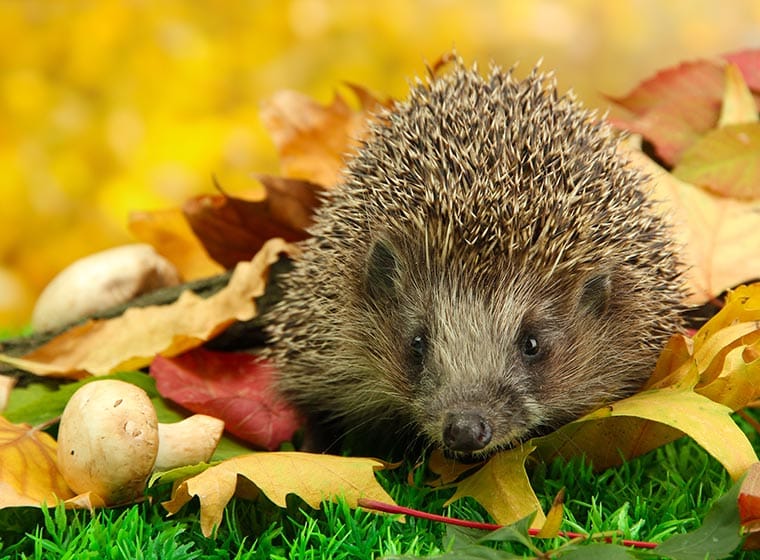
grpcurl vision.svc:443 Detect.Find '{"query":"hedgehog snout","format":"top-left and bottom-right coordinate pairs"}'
top-left (442, 411), bottom-right (493, 452)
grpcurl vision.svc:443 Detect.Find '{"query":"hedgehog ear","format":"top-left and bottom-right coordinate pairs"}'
top-left (578, 273), bottom-right (611, 317)
top-left (365, 238), bottom-right (400, 303)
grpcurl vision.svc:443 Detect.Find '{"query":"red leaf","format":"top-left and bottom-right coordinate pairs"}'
top-left (150, 348), bottom-right (302, 450)
top-left (739, 462), bottom-right (760, 530)
top-left (608, 49), bottom-right (760, 166)
top-left (608, 59), bottom-right (726, 116)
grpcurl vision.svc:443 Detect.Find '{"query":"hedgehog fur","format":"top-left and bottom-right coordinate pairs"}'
top-left (264, 60), bottom-right (684, 458)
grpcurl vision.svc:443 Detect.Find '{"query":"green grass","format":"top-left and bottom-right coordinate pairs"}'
top-left (0, 430), bottom-right (754, 559)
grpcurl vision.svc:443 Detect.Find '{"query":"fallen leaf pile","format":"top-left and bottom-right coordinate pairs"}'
top-left (1, 50), bottom-right (760, 544)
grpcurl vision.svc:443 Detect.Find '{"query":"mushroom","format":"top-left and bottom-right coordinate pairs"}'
top-left (32, 243), bottom-right (180, 332)
top-left (57, 380), bottom-right (224, 504)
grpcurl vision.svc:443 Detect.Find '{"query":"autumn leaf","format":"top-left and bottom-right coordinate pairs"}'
top-left (150, 348), bottom-right (302, 450)
top-left (260, 87), bottom-right (389, 187)
top-left (426, 448), bottom-right (484, 487)
top-left (672, 123), bottom-right (760, 199)
top-left (625, 141), bottom-right (760, 303)
top-left (725, 49), bottom-right (760, 92)
top-left (534, 388), bottom-right (756, 480)
top-left (536, 489), bottom-right (565, 539)
top-left (444, 444), bottom-right (545, 528)
top-left (609, 50), bottom-right (760, 166)
top-left (161, 452), bottom-right (395, 537)
top-left (608, 59), bottom-right (725, 165)
top-left (183, 175), bottom-right (322, 269)
top-left (0, 238), bottom-right (292, 377)
top-left (739, 463), bottom-right (760, 532)
top-left (0, 416), bottom-right (73, 507)
top-left (718, 64), bottom-right (759, 127)
top-left (128, 207), bottom-right (225, 280)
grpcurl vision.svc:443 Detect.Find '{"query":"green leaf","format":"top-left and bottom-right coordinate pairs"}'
top-left (3, 371), bottom-right (159, 426)
top-left (655, 477), bottom-right (743, 560)
top-left (476, 513), bottom-right (535, 548)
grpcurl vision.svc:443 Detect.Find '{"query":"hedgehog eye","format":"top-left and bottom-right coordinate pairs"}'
top-left (410, 331), bottom-right (428, 367)
top-left (520, 333), bottom-right (541, 359)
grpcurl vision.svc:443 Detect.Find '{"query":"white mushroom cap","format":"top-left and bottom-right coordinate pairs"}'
top-left (32, 243), bottom-right (180, 332)
top-left (57, 380), bottom-right (159, 504)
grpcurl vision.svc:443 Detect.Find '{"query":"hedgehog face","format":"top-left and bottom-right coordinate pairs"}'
top-left (363, 234), bottom-right (677, 459)
top-left (362, 235), bottom-right (642, 458)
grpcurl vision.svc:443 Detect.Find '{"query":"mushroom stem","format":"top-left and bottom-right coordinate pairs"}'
top-left (155, 414), bottom-right (225, 471)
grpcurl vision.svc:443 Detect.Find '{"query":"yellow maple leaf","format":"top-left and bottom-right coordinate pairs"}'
top-left (161, 452), bottom-right (396, 537)
top-left (443, 444), bottom-right (544, 528)
top-left (0, 416), bottom-right (73, 507)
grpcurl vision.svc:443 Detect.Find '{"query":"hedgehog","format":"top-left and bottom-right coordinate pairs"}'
top-left (264, 60), bottom-right (684, 459)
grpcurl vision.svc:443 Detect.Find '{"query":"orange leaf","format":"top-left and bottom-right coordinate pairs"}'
top-left (128, 208), bottom-right (225, 280)
top-left (260, 89), bottom-right (388, 187)
top-left (0, 238), bottom-right (292, 377)
top-left (426, 448), bottom-right (484, 487)
top-left (608, 59), bottom-right (725, 165)
top-left (162, 452), bottom-right (395, 537)
top-left (0, 416), bottom-right (73, 507)
top-left (183, 175), bottom-right (323, 268)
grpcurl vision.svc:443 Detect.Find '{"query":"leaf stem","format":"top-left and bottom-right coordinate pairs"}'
top-left (357, 498), bottom-right (658, 550)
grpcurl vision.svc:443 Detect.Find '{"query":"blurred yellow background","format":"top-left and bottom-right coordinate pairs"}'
top-left (2, 0), bottom-right (759, 328)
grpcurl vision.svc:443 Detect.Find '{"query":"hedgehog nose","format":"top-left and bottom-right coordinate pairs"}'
top-left (442, 412), bottom-right (493, 452)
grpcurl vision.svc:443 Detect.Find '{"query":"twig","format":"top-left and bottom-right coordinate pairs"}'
top-left (357, 498), bottom-right (658, 550)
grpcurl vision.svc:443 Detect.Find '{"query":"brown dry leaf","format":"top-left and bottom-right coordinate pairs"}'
top-left (444, 444), bottom-right (545, 528)
top-left (0, 238), bottom-right (292, 377)
top-left (625, 141), bottom-right (760, 303)
top-left (128, 208), bottom-right (225, 280)
top-left (162, 452), bottom-right (395, 537)
top-left (183, 175), bottom-right (323, 268)
top-left (260, 88), bottom-right (389, 187)
top-left (0, 416), bottom-right (74, 507)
